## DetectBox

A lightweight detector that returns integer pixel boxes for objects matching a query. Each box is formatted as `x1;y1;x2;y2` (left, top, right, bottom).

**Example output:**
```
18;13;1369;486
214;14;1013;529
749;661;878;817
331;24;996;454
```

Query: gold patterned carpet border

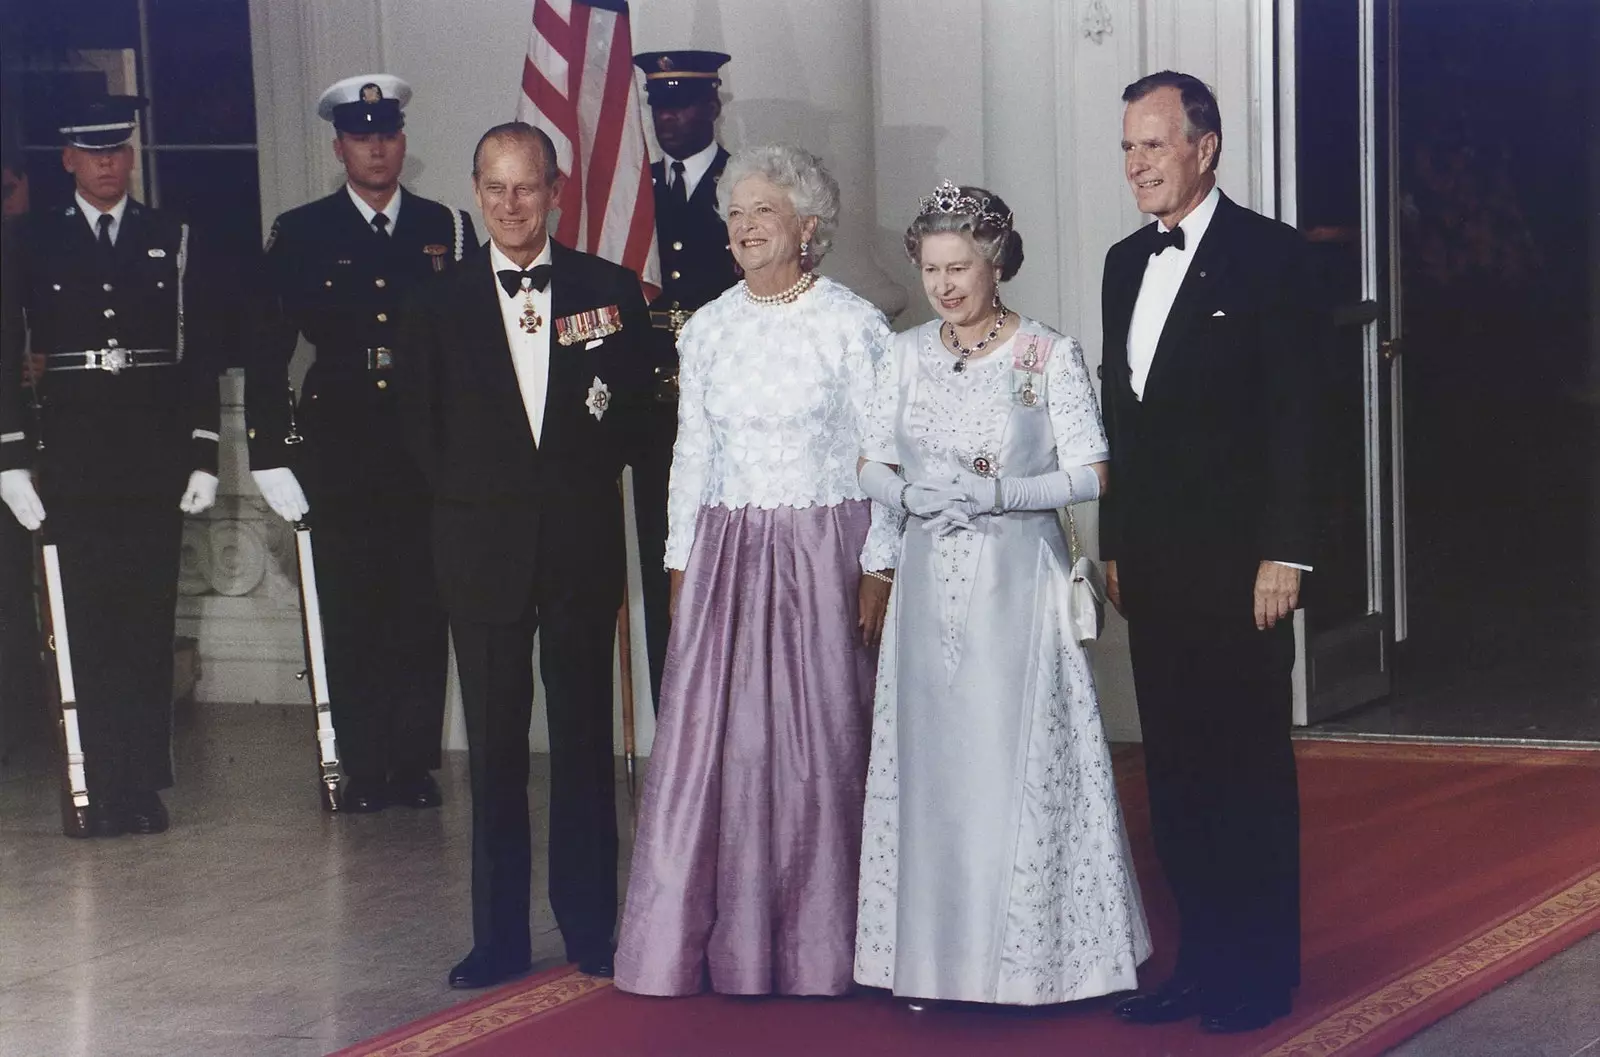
1261;868;1600;1057
356;971;611;1057
1293;739;1600;767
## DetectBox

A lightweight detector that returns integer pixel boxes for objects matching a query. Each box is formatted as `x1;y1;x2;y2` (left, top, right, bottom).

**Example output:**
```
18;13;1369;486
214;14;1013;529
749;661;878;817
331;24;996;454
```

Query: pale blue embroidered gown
853;316;1151;1005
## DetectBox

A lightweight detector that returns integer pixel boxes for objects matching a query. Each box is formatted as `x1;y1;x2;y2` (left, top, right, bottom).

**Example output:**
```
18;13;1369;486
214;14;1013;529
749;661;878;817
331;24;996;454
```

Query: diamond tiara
916;179;1013;232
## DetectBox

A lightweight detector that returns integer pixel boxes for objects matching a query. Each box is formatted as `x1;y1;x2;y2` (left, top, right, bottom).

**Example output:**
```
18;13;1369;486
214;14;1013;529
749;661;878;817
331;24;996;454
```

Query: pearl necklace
945;308;1009;372
743;271;817;306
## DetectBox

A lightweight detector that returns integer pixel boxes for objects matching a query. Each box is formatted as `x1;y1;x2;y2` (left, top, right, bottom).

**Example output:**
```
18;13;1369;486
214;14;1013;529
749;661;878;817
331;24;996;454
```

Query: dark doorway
1314;0;1600;741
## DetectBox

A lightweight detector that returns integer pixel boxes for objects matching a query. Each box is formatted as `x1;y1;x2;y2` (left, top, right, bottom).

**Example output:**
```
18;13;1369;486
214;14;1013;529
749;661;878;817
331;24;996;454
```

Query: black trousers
625;401;676;709
307;489;448;782
452;591;619;964
45;497;181;797
1127;612;1301;1000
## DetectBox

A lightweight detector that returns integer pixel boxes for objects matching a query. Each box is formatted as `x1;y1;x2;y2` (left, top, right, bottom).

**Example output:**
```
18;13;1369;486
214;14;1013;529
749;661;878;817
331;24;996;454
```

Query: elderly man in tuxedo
1099;71;1319;1035
397;122;650;989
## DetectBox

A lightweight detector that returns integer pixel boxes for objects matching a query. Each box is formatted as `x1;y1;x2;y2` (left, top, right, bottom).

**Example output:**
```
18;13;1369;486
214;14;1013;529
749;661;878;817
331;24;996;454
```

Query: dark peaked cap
59;95;148;150
632;50;730;106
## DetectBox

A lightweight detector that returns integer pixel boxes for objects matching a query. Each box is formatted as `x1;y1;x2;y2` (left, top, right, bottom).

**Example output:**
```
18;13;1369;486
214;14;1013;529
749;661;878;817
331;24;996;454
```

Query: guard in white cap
243;74;478;813
0;93;223;838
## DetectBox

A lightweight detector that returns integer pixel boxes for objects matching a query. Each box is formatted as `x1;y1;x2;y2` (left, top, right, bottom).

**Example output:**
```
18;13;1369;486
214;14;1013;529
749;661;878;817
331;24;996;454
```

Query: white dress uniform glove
951;462;1103;514
0;469;46;531
858;459;967;519
251;467;310;523
179;470;220;515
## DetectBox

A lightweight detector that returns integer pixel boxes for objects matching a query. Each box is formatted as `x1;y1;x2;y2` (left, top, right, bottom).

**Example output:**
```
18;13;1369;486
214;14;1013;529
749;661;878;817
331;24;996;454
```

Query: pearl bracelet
863;569;894;585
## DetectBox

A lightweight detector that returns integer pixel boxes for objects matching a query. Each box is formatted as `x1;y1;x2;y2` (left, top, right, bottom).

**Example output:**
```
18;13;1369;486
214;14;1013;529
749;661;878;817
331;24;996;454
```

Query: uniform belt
649;309;694;334
45;348;178;375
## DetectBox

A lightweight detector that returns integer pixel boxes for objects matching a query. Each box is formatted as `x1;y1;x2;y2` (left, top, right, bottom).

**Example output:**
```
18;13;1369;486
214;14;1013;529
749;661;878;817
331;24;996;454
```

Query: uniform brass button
247;428;257;439
375;278;386;288
107;339;119;347
672;241;683;251
376;312;388;322
325;280;334;287
376;379;388;390
102;283;113;292
103;308;115;318
157;281;165;289
670;270;681;280
52;284;61;291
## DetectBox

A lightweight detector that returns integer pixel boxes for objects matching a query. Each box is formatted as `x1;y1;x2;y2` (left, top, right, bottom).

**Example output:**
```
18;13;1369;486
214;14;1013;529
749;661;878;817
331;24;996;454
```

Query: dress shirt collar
1155;183;1221;247
346;183;403;229
75;190;129;240
489;237;553;299
666;141;719;200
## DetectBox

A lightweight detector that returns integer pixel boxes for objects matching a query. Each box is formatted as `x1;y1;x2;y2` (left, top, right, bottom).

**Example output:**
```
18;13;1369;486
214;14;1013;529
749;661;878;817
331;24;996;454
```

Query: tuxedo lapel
459;246;532;445
1139;195;1239;400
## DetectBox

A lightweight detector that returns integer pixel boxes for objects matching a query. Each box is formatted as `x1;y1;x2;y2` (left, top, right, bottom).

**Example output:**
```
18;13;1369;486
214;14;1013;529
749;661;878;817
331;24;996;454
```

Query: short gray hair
716;144;840;265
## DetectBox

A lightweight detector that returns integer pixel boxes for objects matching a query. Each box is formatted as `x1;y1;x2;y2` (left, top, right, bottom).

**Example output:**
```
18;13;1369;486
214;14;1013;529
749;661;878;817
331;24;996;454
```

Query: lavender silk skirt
614;501;875;996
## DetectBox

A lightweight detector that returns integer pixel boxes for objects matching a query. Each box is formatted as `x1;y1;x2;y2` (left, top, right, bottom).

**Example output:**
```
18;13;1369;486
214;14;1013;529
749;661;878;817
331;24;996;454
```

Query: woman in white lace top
853;183;1150;1006
616;144;897;997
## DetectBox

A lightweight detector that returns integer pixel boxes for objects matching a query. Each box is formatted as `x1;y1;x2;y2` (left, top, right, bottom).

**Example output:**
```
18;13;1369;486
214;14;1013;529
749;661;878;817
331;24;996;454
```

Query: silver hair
716;144;840;265
905;183;1025;282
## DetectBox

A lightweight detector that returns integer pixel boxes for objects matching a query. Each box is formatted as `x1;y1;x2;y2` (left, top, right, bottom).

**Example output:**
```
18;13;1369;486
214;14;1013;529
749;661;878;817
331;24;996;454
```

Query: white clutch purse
1064;508;1105;644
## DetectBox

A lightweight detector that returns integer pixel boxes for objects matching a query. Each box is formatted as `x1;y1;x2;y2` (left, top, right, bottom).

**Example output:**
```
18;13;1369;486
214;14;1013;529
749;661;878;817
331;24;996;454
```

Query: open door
1282;0;1404;723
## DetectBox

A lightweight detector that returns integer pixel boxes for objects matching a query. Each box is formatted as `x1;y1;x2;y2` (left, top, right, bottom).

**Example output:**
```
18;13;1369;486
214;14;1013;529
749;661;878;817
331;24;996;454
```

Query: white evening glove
251;467;310;523
857;459;967;518
179;471;219;515
0;469;46;531
952;463;1102;514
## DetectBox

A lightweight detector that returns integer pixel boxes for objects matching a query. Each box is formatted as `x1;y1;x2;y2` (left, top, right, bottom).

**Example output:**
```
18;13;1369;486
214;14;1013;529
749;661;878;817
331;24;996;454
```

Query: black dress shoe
64;799;125;838
449;949;532;990
1114;977;1207;1024
124;791;169;835
387;771;443;809
577;954;614;978
341;777;388;813
1200;993;1291;1034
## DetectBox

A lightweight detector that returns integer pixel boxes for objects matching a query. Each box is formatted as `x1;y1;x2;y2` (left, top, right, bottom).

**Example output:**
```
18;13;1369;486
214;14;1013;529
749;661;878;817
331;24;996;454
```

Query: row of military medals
518;277;543;335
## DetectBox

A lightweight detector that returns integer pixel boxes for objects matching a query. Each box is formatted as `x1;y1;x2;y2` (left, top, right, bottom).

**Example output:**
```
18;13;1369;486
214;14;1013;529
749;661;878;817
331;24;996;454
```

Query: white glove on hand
179;471;219;515
0;469;46;531
251;467;310;523
925;507;977;538
857;460;967;519
951;463;1102;515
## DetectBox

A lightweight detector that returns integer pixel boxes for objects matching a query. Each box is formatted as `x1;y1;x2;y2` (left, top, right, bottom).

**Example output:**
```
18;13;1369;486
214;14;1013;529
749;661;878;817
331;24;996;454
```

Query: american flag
517;0;660;297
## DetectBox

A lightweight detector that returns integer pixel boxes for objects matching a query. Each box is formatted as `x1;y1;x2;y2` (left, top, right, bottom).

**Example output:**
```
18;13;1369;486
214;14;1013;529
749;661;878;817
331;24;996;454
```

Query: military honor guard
0;95;221;837
244;75;478;812
628;50;740;706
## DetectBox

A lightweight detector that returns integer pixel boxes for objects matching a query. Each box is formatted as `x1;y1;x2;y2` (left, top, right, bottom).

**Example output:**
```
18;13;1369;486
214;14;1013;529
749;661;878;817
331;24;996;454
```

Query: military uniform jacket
0;200;219;500
649;149;738;356
244;187;477;493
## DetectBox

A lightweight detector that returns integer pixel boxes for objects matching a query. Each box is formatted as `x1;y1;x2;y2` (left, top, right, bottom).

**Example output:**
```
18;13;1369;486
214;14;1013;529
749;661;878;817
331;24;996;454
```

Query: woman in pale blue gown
853;182;1150;1006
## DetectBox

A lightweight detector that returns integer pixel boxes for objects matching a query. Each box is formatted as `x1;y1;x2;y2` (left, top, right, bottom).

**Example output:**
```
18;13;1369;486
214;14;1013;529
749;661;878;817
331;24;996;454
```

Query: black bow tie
1151;226;1185;255
498;264;552;297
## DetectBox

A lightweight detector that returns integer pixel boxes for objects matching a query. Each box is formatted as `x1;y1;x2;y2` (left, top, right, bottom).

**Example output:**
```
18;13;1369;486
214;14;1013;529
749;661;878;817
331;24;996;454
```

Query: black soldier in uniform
0;96;221;837
244;75;478;812
629;50;739;707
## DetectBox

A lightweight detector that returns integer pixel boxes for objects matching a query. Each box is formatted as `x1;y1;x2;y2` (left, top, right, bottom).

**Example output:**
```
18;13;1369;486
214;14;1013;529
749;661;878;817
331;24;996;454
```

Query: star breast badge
586;377;611;421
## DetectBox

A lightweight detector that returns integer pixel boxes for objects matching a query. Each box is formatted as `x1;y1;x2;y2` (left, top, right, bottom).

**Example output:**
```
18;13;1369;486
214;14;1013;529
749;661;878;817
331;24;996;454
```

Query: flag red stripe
532;2;579;63
520;57;577;144
581;19;635;254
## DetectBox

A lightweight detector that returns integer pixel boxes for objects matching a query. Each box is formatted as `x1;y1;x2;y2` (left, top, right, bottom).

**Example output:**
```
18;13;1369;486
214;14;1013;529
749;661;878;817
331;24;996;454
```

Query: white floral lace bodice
664;276;900;570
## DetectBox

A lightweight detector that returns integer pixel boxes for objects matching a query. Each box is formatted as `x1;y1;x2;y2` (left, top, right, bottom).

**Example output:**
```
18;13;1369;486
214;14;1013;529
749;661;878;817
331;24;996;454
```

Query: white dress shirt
345;183;402;232
490;239;554;446
1126;185;1220;401
665;141;719;200
75;191;129;244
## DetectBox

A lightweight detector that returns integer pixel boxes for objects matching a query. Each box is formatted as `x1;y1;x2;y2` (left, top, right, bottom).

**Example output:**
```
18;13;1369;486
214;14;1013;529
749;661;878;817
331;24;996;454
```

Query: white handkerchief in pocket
584;338;604;350
1211;309;1227;317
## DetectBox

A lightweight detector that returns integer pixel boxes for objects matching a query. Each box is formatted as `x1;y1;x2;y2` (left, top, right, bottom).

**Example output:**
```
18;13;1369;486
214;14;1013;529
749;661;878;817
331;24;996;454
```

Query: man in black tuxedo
396;122;650;989
1099;72;1318;1035
629;49;740;707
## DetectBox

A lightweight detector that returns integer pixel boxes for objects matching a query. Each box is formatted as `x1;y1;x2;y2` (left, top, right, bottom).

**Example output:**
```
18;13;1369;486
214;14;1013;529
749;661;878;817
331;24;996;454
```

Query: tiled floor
1;704;1596;1056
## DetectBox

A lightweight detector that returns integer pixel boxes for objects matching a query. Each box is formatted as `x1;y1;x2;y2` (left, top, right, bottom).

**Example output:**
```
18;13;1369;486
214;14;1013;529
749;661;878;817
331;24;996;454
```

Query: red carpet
335;740;1600;1057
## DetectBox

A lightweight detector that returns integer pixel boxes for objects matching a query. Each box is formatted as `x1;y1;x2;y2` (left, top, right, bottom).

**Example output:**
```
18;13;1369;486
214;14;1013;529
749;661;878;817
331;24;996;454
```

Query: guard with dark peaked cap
243;74;479;813
629;49;739;710
0;94;224;837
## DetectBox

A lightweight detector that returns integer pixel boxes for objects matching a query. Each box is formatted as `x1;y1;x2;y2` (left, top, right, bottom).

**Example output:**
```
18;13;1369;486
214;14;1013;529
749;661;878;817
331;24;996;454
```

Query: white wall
246;0;1275;747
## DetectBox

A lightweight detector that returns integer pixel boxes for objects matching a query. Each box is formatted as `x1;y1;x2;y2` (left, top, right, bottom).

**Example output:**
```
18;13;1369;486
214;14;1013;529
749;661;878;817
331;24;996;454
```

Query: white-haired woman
853;183;1150;1006
615;144;898;997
